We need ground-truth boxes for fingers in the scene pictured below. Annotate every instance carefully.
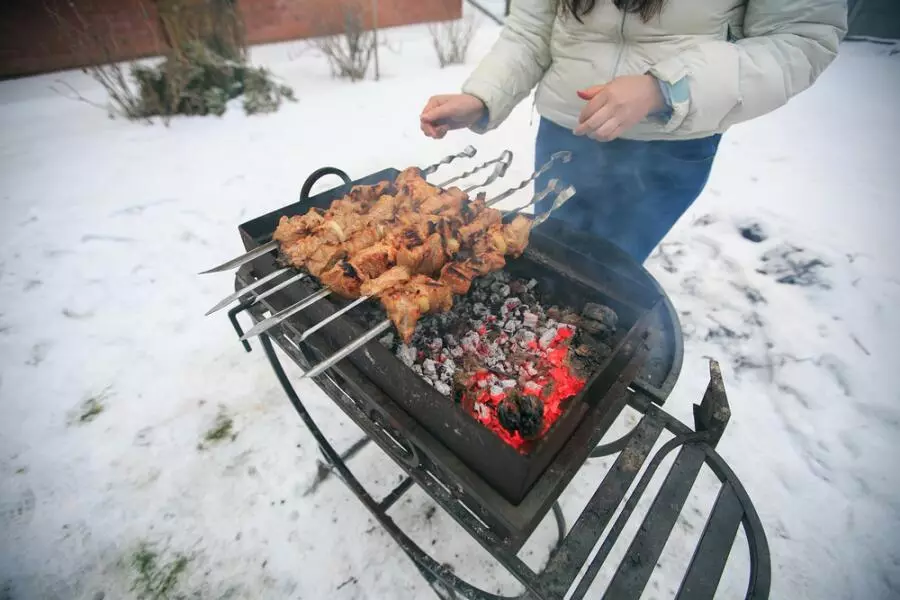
[575,101,615,137]
[577,91,608,130]
[420,115,450,139]
[420,95,459,125]
[576,85,604,101]
[590,117,623,142]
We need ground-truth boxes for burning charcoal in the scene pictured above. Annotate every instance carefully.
[443,334,457,347]
[518,395,544,439]
[502,298,521,315]
[497,397,521,432]
[489,282,511,298]
[526,278,538,289]
[434,381,451,396]
[539,328,557,349]
[559,310,581,327]
[443,357,456,373]
[427,338,443,354]
[516,330,537,347]
[521,311,538,329]
[582,303,619,329]
[423,359,438,379]
[397,345,417,367]
[523,381,543,396]
[500,379,517,389]
[509,280,527,295]
[472,303,489,317]
[579,318,611,337]
[503,319,519,333]
[546,306,561,321]
[412,364,424,376]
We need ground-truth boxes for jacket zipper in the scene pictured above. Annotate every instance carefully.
[610,11,627,80]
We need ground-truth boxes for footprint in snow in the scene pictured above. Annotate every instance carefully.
[0,487,36,528]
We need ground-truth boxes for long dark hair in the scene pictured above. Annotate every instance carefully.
[561,0,666,23]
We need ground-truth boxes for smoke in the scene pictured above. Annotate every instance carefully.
[533,117,720,262]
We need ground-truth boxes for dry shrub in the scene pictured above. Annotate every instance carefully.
[44,0,153,119]
[429,15,478,68]
[130,42,294,119]
[46,0,294,122]
[308,6,377,82]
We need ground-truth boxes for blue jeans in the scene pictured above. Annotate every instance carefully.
[534,118,721,263]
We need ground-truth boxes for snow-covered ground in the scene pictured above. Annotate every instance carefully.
[1,12,899,600]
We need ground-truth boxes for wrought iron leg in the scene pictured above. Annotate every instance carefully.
[551,502,566,551]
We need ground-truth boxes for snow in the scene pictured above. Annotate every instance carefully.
[1,11,900,600]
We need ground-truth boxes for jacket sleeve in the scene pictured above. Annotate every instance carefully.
[647,0,848,136]
[461,0,558,133]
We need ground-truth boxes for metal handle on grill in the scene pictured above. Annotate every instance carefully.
[300,167,353,203]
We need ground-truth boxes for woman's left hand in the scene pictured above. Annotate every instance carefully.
[574,75,666,141]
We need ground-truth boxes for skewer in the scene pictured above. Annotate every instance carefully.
[204,267,290,315]
[438,150,513,188]
[253,183,557,341]
[199,146,479,275]
[240,287,333,339]
[461,151,512,193]
[206,149,517,313]
[240,174,563,341]
[483,150,572,210]
[294,183,577,380]
[420,145,476,176]
[300,319,392,380]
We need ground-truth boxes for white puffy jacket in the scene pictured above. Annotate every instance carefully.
[462,0,848,140]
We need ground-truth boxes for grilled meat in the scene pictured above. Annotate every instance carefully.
[267,166,541,344]
[396,232,446,277]
[379,275,454,342]
[360,266,412,297]
[273,181,391,246]
[319,260,364,299]
[502,215,533,258]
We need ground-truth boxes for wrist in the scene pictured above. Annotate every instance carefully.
[645,74,667,113]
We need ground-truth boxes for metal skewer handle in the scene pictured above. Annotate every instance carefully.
[438,150,513,188]
[484,150,572,209]
[420,145,477,176]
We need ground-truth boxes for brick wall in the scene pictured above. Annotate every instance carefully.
[0,0,462,79]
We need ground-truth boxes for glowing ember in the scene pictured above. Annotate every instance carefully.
[467,328,585,451]
[379,271,617,452]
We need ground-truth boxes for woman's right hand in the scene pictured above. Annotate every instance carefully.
[420,94,486,139]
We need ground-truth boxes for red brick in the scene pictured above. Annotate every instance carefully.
[1,0,462,78]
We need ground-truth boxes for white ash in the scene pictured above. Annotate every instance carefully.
[377,270,617,401]
[397,344,416,368]
[434,381,451,396]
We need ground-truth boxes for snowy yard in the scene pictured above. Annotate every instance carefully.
[1,13,899,600]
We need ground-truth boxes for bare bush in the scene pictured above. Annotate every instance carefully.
[429,16,478,68]
[308,6,376,82]
[45,0,294,123]
[44,0,154,120]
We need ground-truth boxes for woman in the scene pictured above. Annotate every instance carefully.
[420,0,847,262]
